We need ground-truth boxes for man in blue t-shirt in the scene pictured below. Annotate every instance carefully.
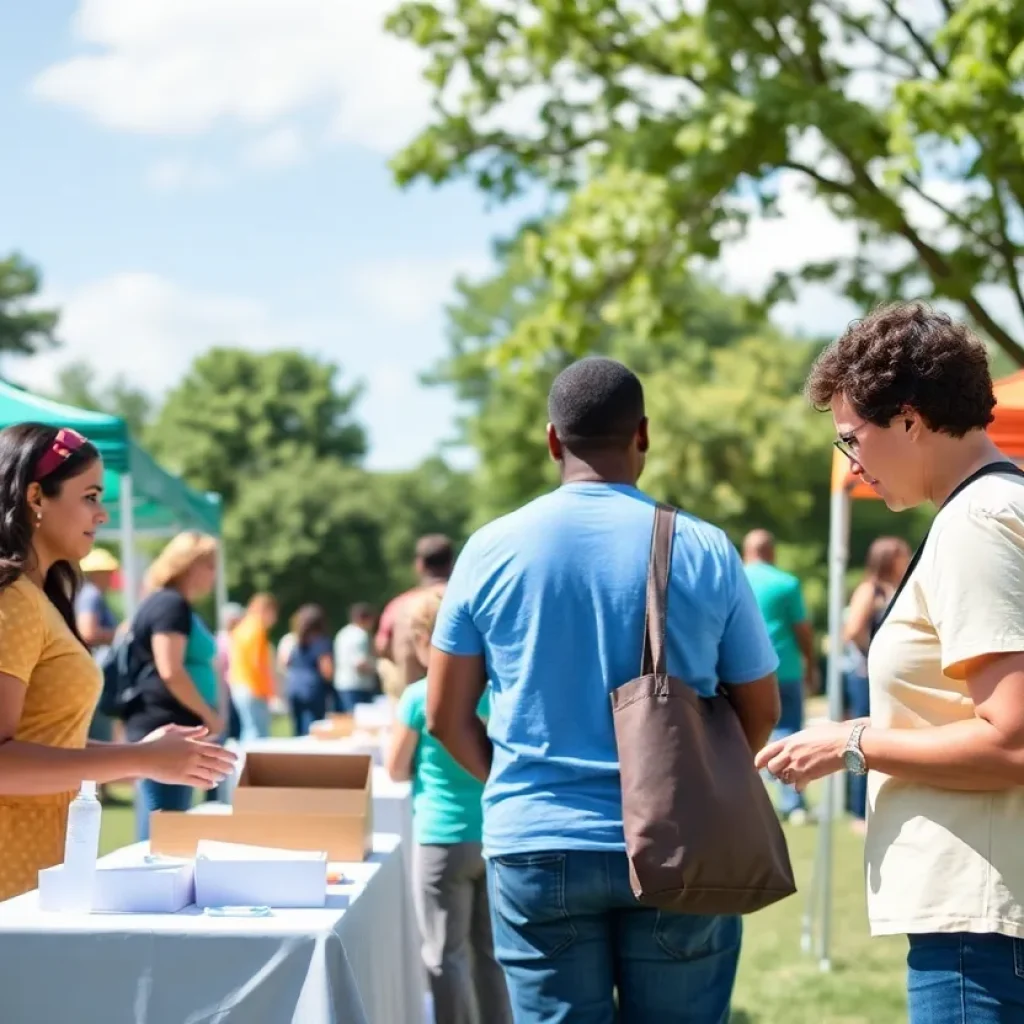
[428,356,781,1023]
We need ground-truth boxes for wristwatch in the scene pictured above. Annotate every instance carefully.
[843,722,869,775]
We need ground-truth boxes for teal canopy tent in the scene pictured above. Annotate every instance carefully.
[0,380,224,616]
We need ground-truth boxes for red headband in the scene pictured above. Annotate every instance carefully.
[33,428,88,481]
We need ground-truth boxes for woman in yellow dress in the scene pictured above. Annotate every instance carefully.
[0,423,236,902]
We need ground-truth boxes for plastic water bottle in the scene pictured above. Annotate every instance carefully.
[62,780,102,912]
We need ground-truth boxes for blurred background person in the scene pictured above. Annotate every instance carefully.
[842,536,911,832]
[119,531,224,840]
[229,592,279,740]
[75,545,124,805]
[376,534,453,698]
[285,603,334,736]
[743,528,817,825]
[334,602,378,713]
[214,601,244,744]
[386,587,511,1024]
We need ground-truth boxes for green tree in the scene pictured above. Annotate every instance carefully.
[49,359,153,436]
[388,0,1024,363]
[0,254,59,357]
[146,349,367,504]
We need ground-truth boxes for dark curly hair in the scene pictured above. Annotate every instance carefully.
[0,423,101,645]
[806,302,996,437]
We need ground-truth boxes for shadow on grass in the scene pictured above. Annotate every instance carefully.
[730,1011,755,1024]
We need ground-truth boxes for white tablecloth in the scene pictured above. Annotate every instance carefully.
[0,834,418,1024]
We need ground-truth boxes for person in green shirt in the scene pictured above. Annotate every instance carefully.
[385,587,511,1024]
[743,529,817,824]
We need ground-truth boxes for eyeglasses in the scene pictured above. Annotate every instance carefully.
[833,422,868,463]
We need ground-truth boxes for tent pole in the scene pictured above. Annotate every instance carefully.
[809,486,851,972]
[216,542,228,618]
[119,473,138,622]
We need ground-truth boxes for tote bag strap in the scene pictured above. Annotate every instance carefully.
[876,460,1024,632]
[641,503,676,678]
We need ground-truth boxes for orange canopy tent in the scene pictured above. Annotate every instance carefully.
[810,371,1024,971]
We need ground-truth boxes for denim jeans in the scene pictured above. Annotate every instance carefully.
[334,689,376,714]
[762,680,806,817]
[486,849,741,1023]
[135,779,194,842]
[231,688,271,741]
[907,932,1024,1023]
[289,692,327,737]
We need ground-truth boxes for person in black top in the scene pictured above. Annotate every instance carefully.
[285,604,335,736]
[123,531,224,841]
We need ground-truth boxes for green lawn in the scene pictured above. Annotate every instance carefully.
[99,713,907,1022]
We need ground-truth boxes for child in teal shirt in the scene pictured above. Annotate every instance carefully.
[386,587,511,1024]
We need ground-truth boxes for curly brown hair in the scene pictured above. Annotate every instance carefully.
[806,302,995,437]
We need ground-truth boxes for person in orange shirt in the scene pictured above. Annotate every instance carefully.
[0,423,235,902]
[228,593,278,740]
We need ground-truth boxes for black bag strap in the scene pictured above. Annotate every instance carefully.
[641,503,676,677]
[876,460,1024,631]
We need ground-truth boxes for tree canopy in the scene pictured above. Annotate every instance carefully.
[387,0,1024,363]
[0,254,59,359]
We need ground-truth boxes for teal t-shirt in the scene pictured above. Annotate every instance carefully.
[186,613,220,708]
[397,679,488,845]
[743,561,807,684]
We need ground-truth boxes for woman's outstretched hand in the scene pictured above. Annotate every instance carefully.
[136,725,237,790]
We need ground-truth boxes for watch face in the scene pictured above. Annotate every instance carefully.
[843,748,866,774]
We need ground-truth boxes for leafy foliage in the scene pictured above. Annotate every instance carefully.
[145,349,367,505]
[0,254,59,357]
[388,0,1024,363]
[48,359,153,436]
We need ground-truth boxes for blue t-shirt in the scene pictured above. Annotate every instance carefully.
[743,561,808,684]
[432,483,779,858]
[397,679,489,845]
[286,636,333,700]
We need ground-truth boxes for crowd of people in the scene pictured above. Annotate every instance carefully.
[0,301,1021,1023]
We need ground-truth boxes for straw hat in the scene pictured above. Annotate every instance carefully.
[80,548,120,573]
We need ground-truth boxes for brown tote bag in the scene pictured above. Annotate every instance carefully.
[610,503,797,916]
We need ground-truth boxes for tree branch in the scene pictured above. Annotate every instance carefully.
[877,0,946,76]
[990,182,1024,324]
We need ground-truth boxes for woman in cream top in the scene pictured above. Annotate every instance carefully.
[0,423,234,902]
[757,303,1024,1023]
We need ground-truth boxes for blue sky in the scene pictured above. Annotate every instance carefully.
[3,2,1015,470]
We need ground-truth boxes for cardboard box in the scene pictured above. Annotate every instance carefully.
[150,752,373,863]
[310,716,354,740]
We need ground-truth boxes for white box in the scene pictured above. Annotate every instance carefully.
[193,840,328,909]
[38,859,194,914]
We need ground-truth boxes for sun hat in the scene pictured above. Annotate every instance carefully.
[80,548,120,573]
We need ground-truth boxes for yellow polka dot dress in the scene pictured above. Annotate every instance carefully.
[0,578,102,902]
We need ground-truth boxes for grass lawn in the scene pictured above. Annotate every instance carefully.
[98,713,907,1022]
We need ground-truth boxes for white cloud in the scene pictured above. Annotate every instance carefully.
[16,270,475,470]
[243,127,305,169]
[31,0,431,155]
[349,254,495,327]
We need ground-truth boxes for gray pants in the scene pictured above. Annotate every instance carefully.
[413,843,512,1024]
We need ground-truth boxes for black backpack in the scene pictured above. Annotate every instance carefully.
[97,624,142,720]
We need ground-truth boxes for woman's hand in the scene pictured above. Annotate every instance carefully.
[755,722,855,791]
[136,725,237,789]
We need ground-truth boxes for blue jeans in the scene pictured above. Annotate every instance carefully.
[232,689,271,741]
[135,779,194,842]
[334,689,376,714]
[486,849,741,1023]
[763,680,806,817]
[908,933,1024,1023]
[290,691,327,737]
[843,671,870,820]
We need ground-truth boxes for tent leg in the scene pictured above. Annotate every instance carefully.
[216,543,229,616]
[809,487,851,972]
[119,473,138,622]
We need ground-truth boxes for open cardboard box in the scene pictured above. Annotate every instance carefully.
[150,752,374,863]
[310,714,355,740]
